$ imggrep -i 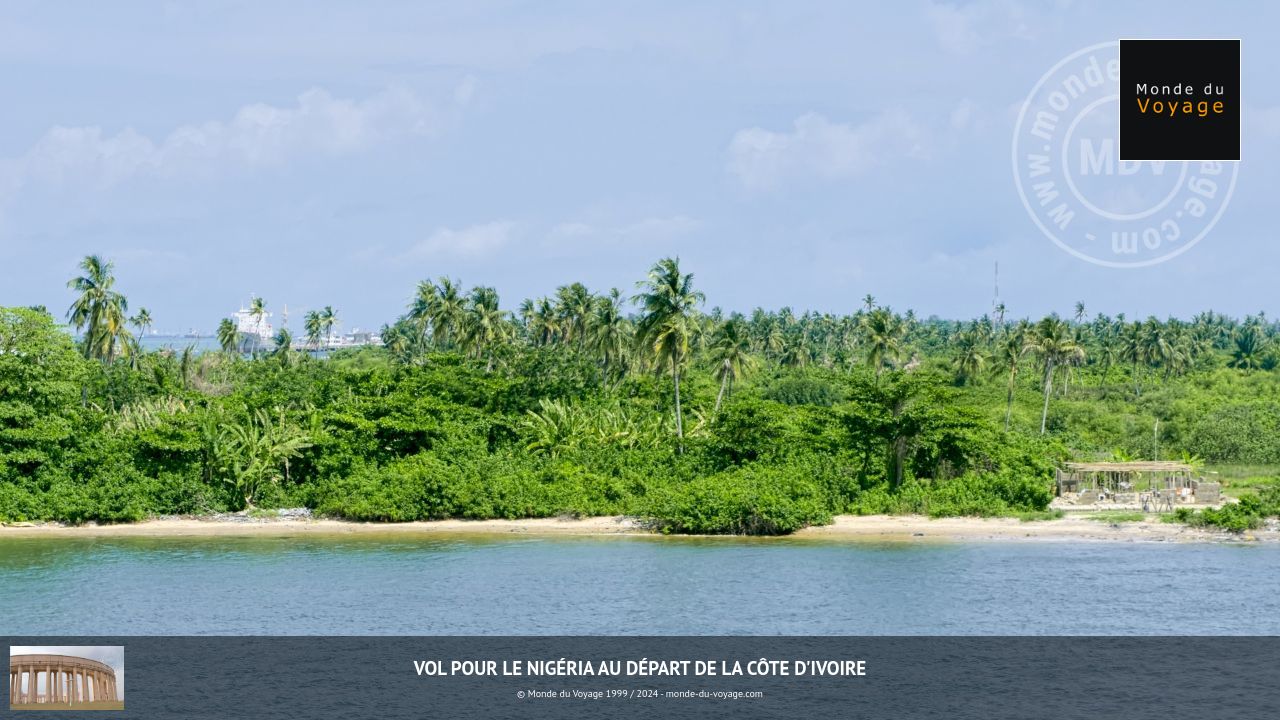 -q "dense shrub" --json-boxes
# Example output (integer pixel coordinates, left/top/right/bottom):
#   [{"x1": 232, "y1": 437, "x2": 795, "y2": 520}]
[
  {"x1": 848, "y1": 471, "x2": 1053, "y2": 518},
  {"x1": 763, "y1": 376, "x2": 847, "y2": 407},
  {"x1": 1173, "y1": 486, "x2": 1280, "y2": 532},
  {"x1": 644, "y1": 464, "x2": 833, "y2": 535}
]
